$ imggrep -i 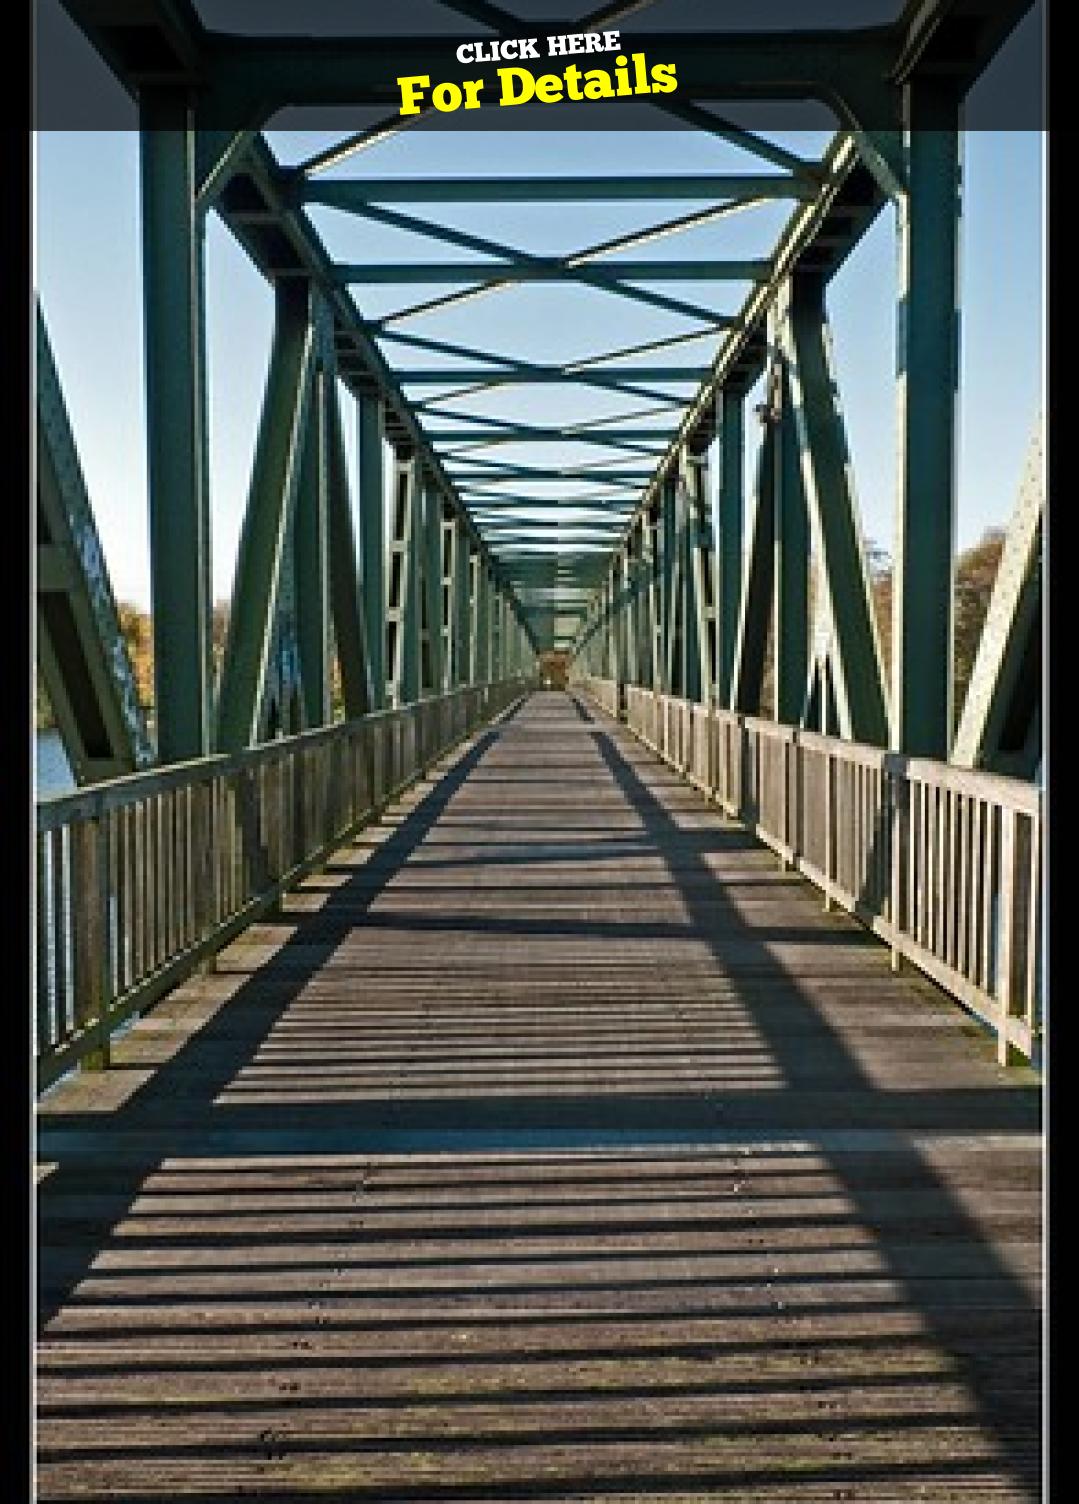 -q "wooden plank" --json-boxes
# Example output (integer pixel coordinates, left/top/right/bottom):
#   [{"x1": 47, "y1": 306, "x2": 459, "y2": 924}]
[{"x1": 37, "y1": 692, "x2": 1041, "y2": 1502}]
